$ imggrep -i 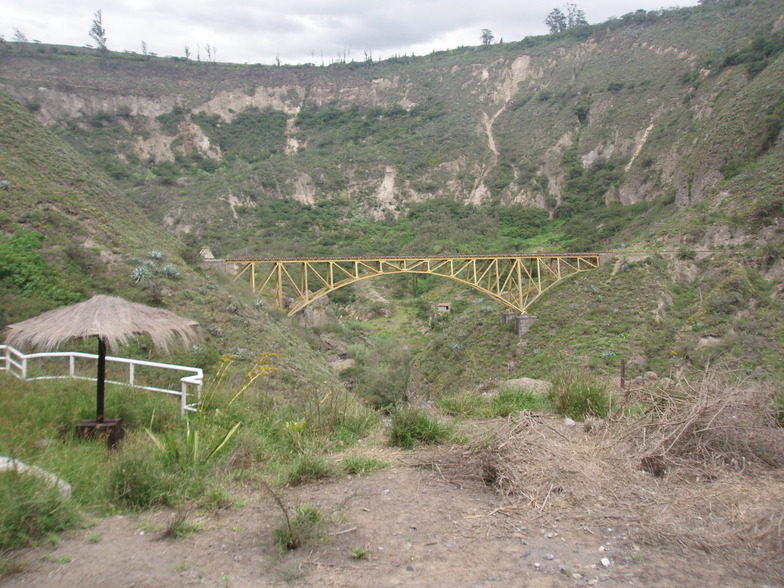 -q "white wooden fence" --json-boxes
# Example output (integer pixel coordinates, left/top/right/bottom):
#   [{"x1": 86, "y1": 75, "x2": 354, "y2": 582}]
[{"x1": 0, "y1": 344, "x2": 203, "y2": 415}]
